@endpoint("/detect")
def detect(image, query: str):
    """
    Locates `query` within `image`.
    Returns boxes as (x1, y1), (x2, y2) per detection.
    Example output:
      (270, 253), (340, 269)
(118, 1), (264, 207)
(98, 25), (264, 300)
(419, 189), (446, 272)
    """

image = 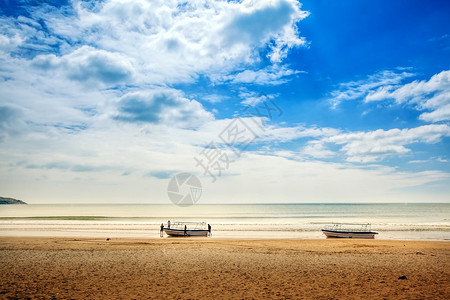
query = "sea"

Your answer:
(0, 203), (449, 240)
